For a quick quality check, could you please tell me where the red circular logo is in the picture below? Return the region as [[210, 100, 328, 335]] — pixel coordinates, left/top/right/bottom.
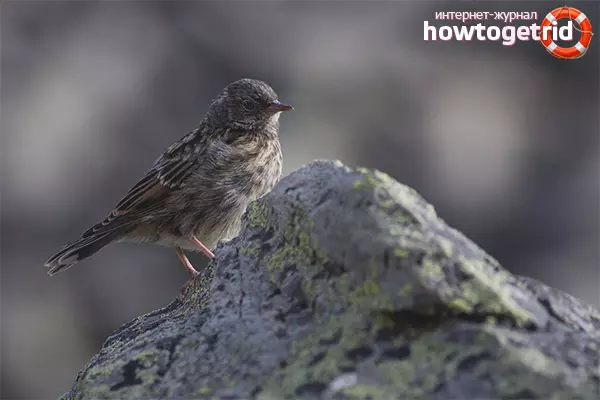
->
[[540, 7, 593, 59]]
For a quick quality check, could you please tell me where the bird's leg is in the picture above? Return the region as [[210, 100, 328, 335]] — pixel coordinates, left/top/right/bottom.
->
[[190, 235, 215, 259], [175, 247, 199, 278]]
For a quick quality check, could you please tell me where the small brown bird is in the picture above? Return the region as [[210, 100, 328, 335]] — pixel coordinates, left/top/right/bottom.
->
[[45, 78, 291, 279]]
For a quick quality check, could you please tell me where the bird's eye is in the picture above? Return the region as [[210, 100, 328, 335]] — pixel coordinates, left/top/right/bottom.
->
[[241, 100, 254, 112]]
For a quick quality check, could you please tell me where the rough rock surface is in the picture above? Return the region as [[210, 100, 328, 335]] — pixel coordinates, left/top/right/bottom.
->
[[61, 160, 600, 400]]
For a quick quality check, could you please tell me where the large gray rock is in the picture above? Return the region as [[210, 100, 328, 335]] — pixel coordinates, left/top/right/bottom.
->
[[61, 160, 600, 400]]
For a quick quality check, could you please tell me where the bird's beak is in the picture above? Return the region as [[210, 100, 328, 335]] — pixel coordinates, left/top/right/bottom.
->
[[267, 100, 293, 112]]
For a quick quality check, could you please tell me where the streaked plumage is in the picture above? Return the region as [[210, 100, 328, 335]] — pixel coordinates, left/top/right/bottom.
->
[[45, 78, 291, 278]]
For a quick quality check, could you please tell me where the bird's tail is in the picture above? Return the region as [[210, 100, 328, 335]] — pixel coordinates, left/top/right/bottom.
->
[[45, 229, 122, 276]]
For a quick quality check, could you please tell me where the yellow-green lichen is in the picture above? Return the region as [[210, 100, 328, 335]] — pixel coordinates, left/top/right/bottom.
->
[[339, 383, 395, 399], [394, 248, 409, 258], [352, 174, 380, 191], [79, 346, 168, 399], [267, 246, 293, 272], [418, 257, 444, 280], [354, 279, 380, 297], [247, 202, 268, 229], [398, 283, 412, 297], [437, 237, 455, 258], [266, 313, 376, 397], [373, 334, 457, 397], [196, 386, 212, 396], [449, 298, 473, 314], [264, 207, 328, 292], [454, 258, 537, 327], [380, 199, 395, 209], [240, 240, 261, 257]]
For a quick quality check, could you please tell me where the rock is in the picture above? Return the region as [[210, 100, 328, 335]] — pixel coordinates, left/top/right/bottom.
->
[[61, 160, 600, 400]]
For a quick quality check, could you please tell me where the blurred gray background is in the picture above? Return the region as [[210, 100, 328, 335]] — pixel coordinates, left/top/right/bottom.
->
[[1, 1, 598, 398]]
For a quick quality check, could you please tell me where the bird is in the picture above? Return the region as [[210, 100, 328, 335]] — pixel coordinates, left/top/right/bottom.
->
[[45, 78, 292, 280]]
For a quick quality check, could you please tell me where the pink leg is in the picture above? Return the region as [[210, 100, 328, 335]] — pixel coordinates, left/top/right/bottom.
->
[[191, 236, 215, 259], [175, 247, 199, 278]]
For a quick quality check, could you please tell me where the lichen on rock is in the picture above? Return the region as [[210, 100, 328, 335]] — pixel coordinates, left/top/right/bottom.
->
[[61, 160, 600, 400]]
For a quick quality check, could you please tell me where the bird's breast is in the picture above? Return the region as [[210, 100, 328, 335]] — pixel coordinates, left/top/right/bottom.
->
[[243, 138, 282, 199]]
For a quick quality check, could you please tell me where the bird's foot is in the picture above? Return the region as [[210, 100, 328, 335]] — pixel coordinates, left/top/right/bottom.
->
[[191, 235, 216, 259], [175, 247, 200, 277], [182, 268, 200, 291], [176, 247, 201, 292]]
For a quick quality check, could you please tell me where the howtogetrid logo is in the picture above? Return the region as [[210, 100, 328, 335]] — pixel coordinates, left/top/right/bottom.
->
[[425, 6, 594, 60]]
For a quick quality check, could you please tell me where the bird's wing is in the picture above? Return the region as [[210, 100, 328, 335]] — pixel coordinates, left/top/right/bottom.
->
[[80, 127, 206, 239], [116, 128, 206, 209]]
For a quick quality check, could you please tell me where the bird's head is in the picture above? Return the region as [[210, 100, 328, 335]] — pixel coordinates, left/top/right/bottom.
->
[[206, 78, 293, 133]]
